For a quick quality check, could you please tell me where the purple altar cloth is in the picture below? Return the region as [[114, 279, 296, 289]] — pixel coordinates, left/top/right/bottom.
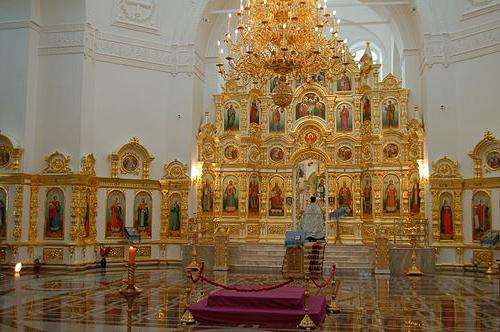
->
[[207, 286, 305, 309], [190, 286, 327, 328]]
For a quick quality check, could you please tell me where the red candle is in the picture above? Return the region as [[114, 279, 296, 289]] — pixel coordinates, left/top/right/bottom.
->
[[128, 246, 137, 264]]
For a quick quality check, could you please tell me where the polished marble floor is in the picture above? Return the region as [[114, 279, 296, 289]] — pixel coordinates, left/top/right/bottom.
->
[[0, 267, 498, 331]]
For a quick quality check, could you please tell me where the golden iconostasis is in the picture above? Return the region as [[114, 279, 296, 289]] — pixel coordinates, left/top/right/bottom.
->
[[0, 46, 499, 268], [196, 48, 426, 243]]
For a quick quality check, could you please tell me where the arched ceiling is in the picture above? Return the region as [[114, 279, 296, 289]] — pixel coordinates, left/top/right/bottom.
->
[[192, 0, 426, 64]]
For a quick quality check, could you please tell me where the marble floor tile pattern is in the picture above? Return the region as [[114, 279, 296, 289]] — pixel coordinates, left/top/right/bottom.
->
[[0, 268, 498, 331]]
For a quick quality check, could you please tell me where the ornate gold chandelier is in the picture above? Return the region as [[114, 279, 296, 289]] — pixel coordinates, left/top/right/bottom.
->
[[217, 0, 350, 107]]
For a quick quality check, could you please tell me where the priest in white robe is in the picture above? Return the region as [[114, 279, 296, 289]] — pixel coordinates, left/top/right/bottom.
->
[[300, 196, 325, 241]]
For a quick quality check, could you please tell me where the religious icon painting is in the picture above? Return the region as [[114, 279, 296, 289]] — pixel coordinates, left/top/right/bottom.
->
[[224, 101, 240, 131], [472, 191, 491, 241], [222, 176, 239, 216], [201, 174, 214, 214], [439, 192, 454, 240], [249, 97, 260, 125], [0, 145, 10, 168], [134, 191, 152, 238], [45, 188, 65, 239], [485, 150, 500, 170], [382, 174, 400, 217], [295, 92, 326, 120], [286, 196, 293, 206], [269, 106, 285, 132], [336, 72, 352, 92], [382, 99, 399, 129], [269, 176, 285, 217], [121, 153, 139, 174], [362, 95, 371, 123], [247, 174, 260, 218], [361, 174, 373, 218], [335, 176, 352, 217], [106, 190, 125, 239], [223, 145, 239, 161], [409, 173, 421, 215], [270, 76, 279, 94], [336, 104, 353, 132], [304, 131, 318, 145], [0, 187, 7, 239], [337, 146, 353, 162], [248, 145, 260, 163], [269, 147, 284, 163], [168, 193, 181, 237], [383, 143, 400, 160]]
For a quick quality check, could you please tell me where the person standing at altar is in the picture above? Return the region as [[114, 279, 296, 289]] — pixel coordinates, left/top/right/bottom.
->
[[440, 198, 453, 239], [300, 197, 325, 241]]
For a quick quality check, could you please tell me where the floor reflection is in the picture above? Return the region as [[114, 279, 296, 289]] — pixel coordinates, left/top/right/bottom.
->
[[0, 268, 498, 331]]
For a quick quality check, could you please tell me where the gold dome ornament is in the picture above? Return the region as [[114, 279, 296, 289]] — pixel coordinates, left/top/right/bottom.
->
[[272, 77, 293, 107]]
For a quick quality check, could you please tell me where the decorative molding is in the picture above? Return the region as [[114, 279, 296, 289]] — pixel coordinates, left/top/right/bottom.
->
[[0, 20, 41, 32], [423, 18, 500, 67], [462, 2, 500, 21], [37, 23, 196, 75], [113, 0, 159, 35]]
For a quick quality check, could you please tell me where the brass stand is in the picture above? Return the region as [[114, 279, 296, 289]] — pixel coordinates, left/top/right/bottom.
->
[[181, 222, 200, 326], [334, 218, 342, 244], [120, 263, 143, 332], [326, 279, 341, 314], [407, 232, 423, 276], [484, 245, 496, 275], [298, 272, 316, 330]]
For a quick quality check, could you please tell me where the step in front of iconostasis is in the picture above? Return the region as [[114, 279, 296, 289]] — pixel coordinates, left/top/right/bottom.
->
[[228, 243, 375, 273]]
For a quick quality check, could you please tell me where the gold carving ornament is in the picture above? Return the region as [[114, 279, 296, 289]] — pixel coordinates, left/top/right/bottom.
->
[[43, 151, 72, 174], [468, 130, 499, 178], [43, 248, 64, 263], [111, 137, 154, 179]]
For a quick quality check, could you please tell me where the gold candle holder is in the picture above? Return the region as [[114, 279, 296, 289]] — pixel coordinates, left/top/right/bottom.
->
[[407, 228, 423, 276], [120, 262, 143, 332], [327, 278, 341, 314], [180, 269, 196, 325], [298, 271, 316, 330], [484, 245, 496, 275]]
